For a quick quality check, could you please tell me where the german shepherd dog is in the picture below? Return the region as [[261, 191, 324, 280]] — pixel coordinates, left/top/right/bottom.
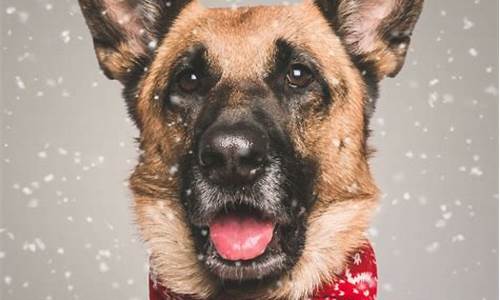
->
[[78, 0, 423, 299]]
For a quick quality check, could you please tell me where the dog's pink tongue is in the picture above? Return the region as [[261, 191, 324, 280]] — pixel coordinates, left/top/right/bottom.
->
[[209, 214, 274, 261]]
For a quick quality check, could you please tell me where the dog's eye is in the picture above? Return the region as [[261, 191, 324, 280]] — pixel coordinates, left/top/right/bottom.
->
[[177, 70, 200, 93], [286, 64, 313, 89]]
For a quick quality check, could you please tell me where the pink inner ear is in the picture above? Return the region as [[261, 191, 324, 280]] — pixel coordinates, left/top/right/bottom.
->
[[346, 0, 396, 53], [103, 0, 144, 41]]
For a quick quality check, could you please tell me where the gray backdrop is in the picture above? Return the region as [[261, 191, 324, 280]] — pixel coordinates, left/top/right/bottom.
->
[[1, 0, 498, 299]]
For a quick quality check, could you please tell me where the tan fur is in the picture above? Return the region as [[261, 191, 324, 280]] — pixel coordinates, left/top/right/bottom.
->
[[134, 194, 216, 298], [267, 199, 378, 300], [95, 41, 142, 82]]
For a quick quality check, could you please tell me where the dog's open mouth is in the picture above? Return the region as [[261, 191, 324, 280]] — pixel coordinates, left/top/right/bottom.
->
[[196, 204, 290, 281], [209, 209, 275, 261], [181, 153, 316, 282]]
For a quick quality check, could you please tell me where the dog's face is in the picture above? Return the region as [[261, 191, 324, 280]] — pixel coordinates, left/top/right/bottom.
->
[[79, 0, 423, 298]]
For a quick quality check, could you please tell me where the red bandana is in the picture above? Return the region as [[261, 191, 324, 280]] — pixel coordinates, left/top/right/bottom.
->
[[149, 243, 377, 300]]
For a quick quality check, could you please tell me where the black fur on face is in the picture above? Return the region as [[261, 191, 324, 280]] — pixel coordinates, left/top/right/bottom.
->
[[151, 40, 333, 284]]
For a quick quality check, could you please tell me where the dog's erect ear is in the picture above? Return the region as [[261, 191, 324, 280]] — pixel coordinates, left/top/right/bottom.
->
[[79, 0, 194, 83], [313, 0, 424, 79]]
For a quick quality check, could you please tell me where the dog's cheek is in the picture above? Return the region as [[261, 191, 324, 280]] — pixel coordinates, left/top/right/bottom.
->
[[129, 114, 193, 211], [292, 97, 377, 205], [137, 89, 191, 157]]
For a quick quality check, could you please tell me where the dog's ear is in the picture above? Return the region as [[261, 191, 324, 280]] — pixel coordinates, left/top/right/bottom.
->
[[79, 0, 194, 83], [313, 0, 424, 80]]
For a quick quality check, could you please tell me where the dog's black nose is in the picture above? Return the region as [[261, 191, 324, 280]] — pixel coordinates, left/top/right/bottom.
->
[[198, 124, 268, 185]]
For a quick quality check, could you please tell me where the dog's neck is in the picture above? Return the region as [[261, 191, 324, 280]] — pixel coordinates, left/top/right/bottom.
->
[[149, 242, 377, 300]]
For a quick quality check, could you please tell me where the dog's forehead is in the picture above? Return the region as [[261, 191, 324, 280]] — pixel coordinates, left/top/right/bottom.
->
[[162, 3, 343, 80], [201, 5, 333, 78]]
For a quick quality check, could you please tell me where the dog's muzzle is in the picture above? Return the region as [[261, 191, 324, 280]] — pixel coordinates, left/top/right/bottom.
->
[[181, 116, 313, 283], [196, 123, 280, 262]]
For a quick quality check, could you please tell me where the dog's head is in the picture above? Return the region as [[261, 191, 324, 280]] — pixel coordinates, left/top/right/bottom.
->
[[79, 0, 423, 298]]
